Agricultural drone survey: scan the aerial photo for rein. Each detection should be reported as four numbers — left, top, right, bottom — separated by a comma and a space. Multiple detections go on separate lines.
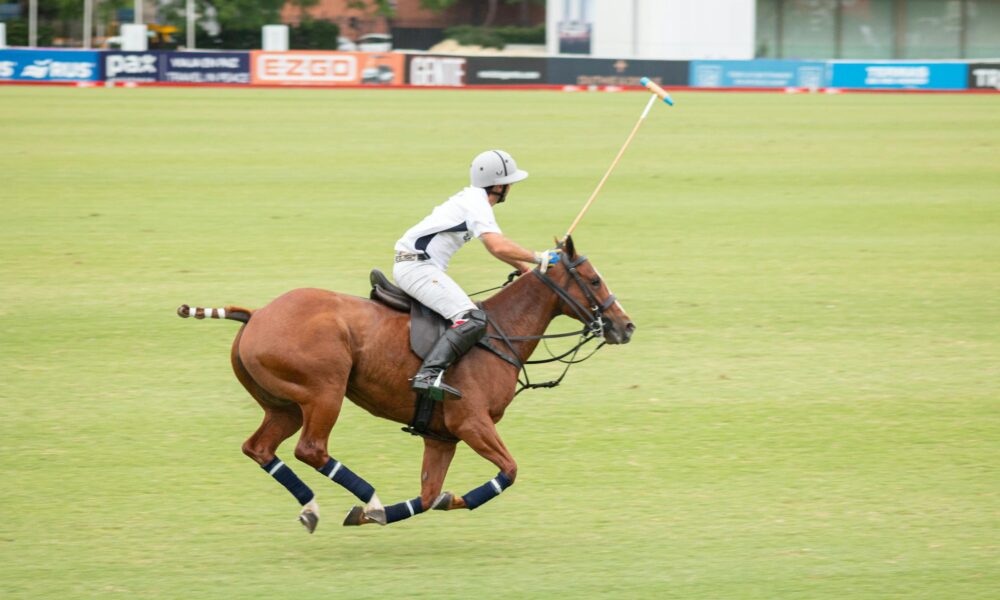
471, 256, 613, 396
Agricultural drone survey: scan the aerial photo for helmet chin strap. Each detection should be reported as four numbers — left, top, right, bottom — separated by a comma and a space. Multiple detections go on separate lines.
490, 185, 510, 204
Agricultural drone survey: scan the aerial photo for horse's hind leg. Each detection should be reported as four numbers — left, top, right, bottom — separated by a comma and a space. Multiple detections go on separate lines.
435, 418, 517, 512
241, 405, 321, 532
233, 341, 318, 533
343, 437, 457, 526
293, 389, 388, 525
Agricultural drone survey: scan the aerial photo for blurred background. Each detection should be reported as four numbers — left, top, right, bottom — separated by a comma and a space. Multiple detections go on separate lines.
1, 0, 998, 59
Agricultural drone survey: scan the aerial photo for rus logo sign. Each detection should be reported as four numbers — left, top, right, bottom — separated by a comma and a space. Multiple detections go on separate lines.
256, 54, 358, 83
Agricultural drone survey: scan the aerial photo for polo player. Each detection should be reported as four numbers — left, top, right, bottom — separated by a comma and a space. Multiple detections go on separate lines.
393, 150, 560, 401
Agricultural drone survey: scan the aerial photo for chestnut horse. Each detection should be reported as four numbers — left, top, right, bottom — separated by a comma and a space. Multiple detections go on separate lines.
178, 237, 634, 532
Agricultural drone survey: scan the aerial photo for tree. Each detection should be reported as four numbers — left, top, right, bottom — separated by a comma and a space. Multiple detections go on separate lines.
347, 0, 395, 18
420, 0, 542, 28
161, 0, 318, 32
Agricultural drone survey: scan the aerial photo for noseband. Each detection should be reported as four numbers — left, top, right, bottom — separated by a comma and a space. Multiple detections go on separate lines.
532, 253, 617, 336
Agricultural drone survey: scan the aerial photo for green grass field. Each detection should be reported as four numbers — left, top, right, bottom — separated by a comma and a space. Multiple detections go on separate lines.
1, 86, 998, 599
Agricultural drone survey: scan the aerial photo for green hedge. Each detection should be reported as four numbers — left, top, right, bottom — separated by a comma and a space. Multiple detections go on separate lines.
443, 25, 545, 50
0, 20, 55, 47
197, 20, 340, 51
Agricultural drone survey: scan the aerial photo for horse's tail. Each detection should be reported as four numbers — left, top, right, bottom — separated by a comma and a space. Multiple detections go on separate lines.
176, 304, 253, 323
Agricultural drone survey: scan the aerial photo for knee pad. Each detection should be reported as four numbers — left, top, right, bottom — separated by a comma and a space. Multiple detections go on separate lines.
452, 309, 487, 334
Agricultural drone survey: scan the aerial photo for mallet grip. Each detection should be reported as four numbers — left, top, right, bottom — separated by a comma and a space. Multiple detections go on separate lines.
640, 77, 674, 106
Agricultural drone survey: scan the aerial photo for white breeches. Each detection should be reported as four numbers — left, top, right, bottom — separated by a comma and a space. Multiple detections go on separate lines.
392, 260, 477, 322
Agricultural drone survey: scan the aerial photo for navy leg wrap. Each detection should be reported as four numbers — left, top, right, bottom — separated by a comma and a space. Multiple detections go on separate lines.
261, 457, 315, 506
384, 497, 425, 524
462, 471, 513, 510
317, 458, 375, 503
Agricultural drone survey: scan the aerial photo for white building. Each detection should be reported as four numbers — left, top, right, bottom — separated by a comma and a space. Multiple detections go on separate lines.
547, 0, 756, 60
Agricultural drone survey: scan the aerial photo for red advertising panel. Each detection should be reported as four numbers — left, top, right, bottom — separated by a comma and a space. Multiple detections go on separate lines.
250, 51, 404, 86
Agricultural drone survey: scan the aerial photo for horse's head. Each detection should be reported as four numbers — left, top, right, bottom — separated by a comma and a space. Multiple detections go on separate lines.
538, 236, 635, 345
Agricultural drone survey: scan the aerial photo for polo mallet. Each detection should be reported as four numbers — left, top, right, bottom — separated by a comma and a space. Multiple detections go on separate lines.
561, 77, 673, 243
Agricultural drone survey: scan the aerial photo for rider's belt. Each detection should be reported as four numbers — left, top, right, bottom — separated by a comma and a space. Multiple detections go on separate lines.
395, 252, 430, 263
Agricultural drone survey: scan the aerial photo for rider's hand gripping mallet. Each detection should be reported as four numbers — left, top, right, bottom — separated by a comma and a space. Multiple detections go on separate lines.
562, 77, 674, 242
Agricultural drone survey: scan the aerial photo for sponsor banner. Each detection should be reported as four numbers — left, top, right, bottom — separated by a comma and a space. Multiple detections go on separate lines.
690, 60, 826, 89
829, 61, 967, 90
162, 51, 250, 84
250, 51, 404, 86
104, 51, 163, 82
463, 56, 547, 85
407, 54, 467, 86
968, 63, 1000, 91
547, 57, 688, 87
0, 49, 100, 82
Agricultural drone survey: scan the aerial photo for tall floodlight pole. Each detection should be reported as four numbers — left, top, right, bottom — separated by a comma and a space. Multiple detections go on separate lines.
135, 0, 143, 24
29, 0, 38, 47
83, 0, 93, 49
187, 0, 195, 49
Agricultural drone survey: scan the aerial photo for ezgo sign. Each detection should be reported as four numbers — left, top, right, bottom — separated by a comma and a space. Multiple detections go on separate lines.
251, 51, 403, 86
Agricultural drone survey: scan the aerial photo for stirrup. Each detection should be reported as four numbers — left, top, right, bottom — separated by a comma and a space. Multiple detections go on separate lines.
411, 371, 462, 401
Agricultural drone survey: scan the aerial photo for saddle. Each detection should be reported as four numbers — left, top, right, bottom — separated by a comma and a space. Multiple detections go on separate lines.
369, 269, 446, 359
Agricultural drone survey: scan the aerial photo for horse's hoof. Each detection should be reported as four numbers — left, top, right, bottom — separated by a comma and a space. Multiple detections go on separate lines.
298, 510, 319, 534
364, 507, 387, 526
363, 493, 387, 526
343, 505, 366, 526
431, 492, 453, 511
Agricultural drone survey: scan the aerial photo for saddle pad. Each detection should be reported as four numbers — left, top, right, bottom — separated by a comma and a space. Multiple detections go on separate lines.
367, 268, 448, 359
409, 302, 447, 359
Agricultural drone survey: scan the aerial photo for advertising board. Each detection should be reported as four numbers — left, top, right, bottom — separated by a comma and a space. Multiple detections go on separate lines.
0, 49, 100, 82
690, 60, 826, 88
462, 56, 547, 85
968, 63, 1000, 91
250, 51, 404, 86
407, 55, 467, 86
547, 57, 688, 87
162, 52, 250, 84
829, 62, 967, 90
103, 51, 162, 82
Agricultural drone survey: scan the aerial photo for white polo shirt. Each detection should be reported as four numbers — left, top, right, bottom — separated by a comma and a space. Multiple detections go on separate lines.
395, 187, 502, 271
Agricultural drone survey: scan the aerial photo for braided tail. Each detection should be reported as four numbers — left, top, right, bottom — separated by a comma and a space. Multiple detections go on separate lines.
177, 304, 253, 324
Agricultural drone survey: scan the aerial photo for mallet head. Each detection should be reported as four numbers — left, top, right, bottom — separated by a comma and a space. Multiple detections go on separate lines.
640, 77, 674, 106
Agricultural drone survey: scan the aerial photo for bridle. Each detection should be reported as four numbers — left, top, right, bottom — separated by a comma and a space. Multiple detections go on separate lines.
532, 251, 617, 338
472, 253, 617, 395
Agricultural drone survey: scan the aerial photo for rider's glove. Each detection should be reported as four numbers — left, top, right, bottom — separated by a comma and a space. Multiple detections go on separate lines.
534, 249, 561, 274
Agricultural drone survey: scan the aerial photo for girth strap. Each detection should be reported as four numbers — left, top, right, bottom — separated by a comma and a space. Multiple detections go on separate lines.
401, 399, 458, 442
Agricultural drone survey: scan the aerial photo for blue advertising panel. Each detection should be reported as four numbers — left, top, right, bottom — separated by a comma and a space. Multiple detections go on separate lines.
690, 60, 827, 89
830, 62, 967, 90
103, 51, 163, 82
161, 52, 250, 84
0, 49, 101, 82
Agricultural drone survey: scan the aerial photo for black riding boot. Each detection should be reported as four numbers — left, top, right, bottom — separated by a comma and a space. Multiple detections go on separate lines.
411, 309, 488, 401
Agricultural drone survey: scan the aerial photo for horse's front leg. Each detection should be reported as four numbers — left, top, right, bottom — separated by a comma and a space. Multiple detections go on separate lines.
344, 437, 457, 526
433, 417, 517, 512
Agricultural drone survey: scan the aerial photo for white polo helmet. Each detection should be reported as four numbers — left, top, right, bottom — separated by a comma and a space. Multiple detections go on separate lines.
470, 150, 529, 188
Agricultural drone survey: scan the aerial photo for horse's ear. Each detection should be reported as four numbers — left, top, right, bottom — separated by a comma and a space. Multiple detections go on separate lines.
564, 235, 577, 258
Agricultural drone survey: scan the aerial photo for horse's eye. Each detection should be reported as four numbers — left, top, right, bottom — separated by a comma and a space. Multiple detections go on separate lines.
590, 278, 601, 287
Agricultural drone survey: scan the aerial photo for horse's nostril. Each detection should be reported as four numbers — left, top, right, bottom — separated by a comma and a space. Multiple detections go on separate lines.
625, 322, 636, 333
